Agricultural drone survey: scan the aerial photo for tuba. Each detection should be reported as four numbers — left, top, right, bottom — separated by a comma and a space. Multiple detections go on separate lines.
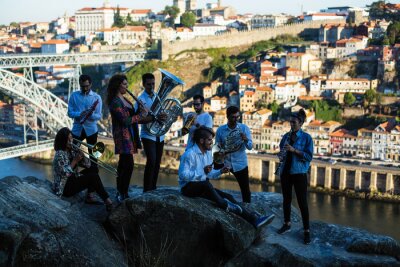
146, 69, 185, 137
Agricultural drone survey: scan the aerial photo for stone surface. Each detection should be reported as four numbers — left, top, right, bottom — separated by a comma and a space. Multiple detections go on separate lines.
0, 176, 399, 267
0, 176, 125, 267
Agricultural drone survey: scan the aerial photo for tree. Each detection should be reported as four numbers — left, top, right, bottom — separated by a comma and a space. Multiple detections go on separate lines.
387, 21, 400, 45
368, 1, 386, 20
375, 92, 383, 114
344, 92, 356, 106
164, 5, 180, 26
181, 12, 196, 28
113, 6, 125, 28
364, 89, 376, 106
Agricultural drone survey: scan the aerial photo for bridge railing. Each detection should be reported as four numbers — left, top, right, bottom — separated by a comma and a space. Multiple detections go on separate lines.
0, 140, 54, 160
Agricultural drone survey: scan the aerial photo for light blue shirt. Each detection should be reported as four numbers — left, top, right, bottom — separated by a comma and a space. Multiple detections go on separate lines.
186, 112, 213, 150
135, 90, 165, 142
178, 144, 222, 188
67, 90, 102, 137
215, 123, 252, 173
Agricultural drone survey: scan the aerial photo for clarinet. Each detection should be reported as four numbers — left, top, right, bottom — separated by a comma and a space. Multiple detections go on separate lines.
275, 130, 292, 176
126, 90, 161, 123
80, 99, 99, 124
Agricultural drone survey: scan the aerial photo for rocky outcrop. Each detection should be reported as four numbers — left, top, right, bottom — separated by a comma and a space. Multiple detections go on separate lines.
0, 176, 125, 267
0, 176, 399, 267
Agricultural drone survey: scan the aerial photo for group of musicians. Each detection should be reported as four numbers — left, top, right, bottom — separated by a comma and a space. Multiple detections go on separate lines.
52, 72, 313, 243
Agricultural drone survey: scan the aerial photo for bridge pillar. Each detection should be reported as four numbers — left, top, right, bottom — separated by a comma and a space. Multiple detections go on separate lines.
339, 168, 347, 190
324, 166, 332, 189
248, 157, 262, 181
268, 160, 276, 183
370, 171, 377, 191
310, 165, 317, 187
355, 170, 362, 190
386, 173, 394, 193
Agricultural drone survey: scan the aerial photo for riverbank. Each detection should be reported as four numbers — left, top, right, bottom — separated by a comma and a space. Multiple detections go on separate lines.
21, 154, 400, 203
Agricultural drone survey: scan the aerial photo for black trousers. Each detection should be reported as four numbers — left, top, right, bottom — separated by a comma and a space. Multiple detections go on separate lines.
280, 173, 310, 230
62, 168, 109, 201
73, 129, 98, 173
181, 180, 256, 224
117, 154, 134, 196
142, 138, 164, 192
232, 166, 251, 203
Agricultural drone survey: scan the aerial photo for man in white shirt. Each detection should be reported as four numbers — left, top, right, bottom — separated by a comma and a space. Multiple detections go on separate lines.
178, 126, 275, 229
183, 94, 213, 150
136, 73, 167, 192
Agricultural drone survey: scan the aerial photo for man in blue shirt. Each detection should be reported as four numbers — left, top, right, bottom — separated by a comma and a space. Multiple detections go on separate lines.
179, 126, 275, 229
183, 94, 213, 150
68, 74, 102, 173
216, 106, 252, 203
136, 73, 167, 192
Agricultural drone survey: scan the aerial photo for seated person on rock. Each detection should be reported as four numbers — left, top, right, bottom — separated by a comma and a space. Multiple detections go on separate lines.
178, 126, 275, 228
52, 127, 113, 211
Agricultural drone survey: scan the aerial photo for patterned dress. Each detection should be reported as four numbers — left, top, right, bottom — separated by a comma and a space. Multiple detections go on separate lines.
52, 149, 90, 196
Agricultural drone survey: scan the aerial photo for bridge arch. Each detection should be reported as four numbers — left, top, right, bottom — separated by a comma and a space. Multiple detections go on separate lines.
0, 69, 72, 133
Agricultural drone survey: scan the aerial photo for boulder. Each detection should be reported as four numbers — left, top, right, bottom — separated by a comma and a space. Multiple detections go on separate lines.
0, 176, 125, 267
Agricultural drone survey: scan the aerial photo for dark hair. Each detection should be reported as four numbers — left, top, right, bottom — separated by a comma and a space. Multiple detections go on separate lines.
193, 94, 204, 103
142, 73, 155, 85
54, 127, 71, 151
193, 126, 215, 144
106, 74, 127, 106
226, 105, 240, 118
291, 109, 306, 124
79, 74, 92, 84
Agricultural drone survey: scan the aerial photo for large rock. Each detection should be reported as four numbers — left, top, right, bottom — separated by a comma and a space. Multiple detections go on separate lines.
0, 176, 125, 267
107, 188, 260, 267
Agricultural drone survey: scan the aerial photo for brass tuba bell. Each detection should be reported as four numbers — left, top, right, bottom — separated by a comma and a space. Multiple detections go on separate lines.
145, 69, 185, 137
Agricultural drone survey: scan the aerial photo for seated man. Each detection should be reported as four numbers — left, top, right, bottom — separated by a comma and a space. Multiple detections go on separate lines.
178, 126, 275, 228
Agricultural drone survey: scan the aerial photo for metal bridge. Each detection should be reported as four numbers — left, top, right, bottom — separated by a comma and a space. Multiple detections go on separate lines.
0, 50, 157, 159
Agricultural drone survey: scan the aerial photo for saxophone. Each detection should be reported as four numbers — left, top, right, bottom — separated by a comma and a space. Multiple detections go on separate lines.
275, 130, 292, 176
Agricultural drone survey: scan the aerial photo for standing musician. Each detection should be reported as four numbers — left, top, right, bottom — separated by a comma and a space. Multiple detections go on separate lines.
179, 126, 275, 228
215, 106, 253, 203
135, 73, 167, 192
106, 74, 155, 202
68, 74, 102, 173
52, 127, 113, 211
183, 94, 213, 150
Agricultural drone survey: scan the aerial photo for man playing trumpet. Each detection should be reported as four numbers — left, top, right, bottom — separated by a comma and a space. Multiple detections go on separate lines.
183, 94, 213, 150
68, 74, 102, 173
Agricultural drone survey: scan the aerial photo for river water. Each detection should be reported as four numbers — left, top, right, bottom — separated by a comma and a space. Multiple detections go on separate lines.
1, 158, 399, 242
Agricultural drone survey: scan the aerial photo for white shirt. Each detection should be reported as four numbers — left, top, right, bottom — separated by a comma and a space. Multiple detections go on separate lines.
135, 90, 165, 142
178, 144, 222, 188
186, 112, 213, 150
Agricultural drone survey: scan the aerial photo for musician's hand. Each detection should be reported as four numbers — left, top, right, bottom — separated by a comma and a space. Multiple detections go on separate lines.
204, 164, 212, 174
79, 110, 89, 121
221, 165, 230, 174
159, 112, 168, 122
240, 133, 248, 142
182, 128, 189, 136
73, 152, 84, 164
284, 143, 295, 152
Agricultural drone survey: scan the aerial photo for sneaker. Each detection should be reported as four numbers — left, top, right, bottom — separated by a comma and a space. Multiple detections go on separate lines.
225, 199, 243, 215
304, 231, 311, 244
253, 214, 275, 228
277, 223, 291, 234
116, 192, 124, 203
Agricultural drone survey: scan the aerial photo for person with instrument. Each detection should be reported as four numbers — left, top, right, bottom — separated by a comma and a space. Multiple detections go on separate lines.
136, 73, 168, 192
178, 126, 275, 228
52, 127, 113, 211
276, 109, 313, 245
182, 94, 213, 150
68, 74, 102, 173
106, 74, 155, 202
215, 106, 253, 203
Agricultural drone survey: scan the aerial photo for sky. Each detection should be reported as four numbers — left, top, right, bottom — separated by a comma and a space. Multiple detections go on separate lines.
0, 0, 375, 25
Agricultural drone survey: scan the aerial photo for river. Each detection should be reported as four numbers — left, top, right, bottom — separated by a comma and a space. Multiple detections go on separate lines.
1, 158, 399, 242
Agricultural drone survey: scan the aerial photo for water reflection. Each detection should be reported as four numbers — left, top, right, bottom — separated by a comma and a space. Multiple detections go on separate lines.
0, 158, 399, 241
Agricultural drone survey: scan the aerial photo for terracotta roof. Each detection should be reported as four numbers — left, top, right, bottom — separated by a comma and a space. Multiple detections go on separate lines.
287, 52, 305, 57
298, 96, 323, 101
244, 91, 255, 96
239, 79, 258, 86
42, 40, 68, 45
256, 108, 272, 115
256, 86, 273, 92
131, 9, 151, 14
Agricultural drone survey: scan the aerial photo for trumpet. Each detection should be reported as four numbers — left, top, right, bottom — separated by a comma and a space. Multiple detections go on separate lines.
71, 139, 118, 176
182, 113, 196, 136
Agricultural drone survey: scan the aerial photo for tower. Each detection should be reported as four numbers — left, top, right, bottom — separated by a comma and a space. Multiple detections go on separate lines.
173, 0, 185, 13
218, 0, 221, 7
186, 0, 197, 11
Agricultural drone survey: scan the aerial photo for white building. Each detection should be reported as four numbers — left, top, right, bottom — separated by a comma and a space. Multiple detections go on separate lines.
98, 26, 148, 46
250, 14, 289, 28
75, 3, 130, 39
41, 40, 69, 54
274, 82, 307, 104
304, 13, 346, 21
130, 9, 153, 22
192, 23, 227, 36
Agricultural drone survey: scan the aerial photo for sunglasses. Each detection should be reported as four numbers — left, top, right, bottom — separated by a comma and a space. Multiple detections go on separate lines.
192, 102, 202, 106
